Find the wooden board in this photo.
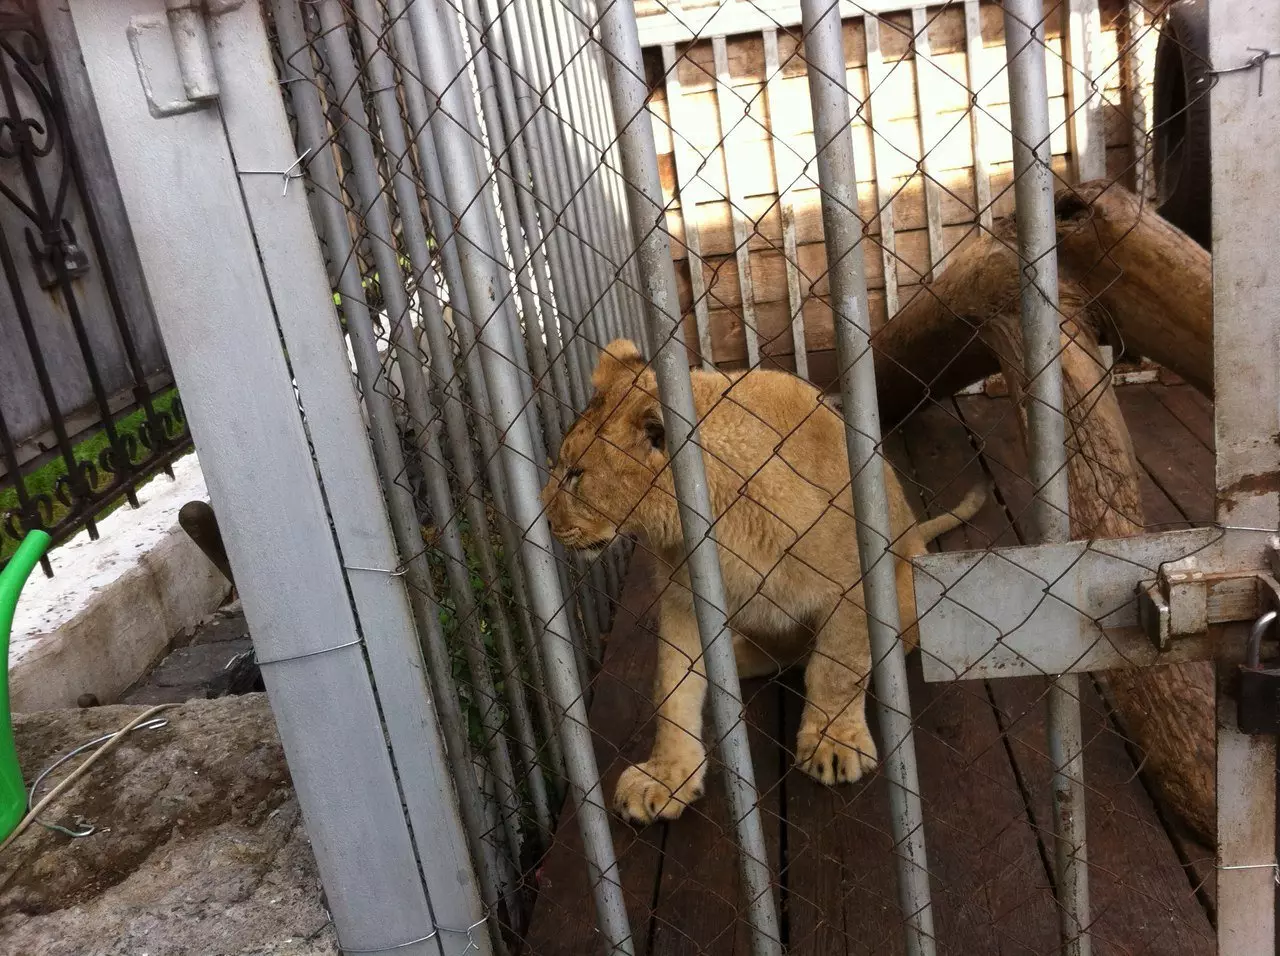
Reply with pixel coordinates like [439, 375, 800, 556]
[1115, 386, 1215, 524]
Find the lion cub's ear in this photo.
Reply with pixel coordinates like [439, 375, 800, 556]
[592, 339, 646, 390]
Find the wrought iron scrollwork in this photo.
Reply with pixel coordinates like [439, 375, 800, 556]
[0, 0, 191, 570]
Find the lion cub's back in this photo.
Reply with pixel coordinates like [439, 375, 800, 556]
[694, 368, 849, 496]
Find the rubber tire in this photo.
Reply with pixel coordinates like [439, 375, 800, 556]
[1152, 0, 1212, 250]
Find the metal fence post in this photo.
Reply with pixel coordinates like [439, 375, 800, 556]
[1208, 0, 1280, 951]
[402, 0, 635, 949]
[596, 3, 782, 954]
[1002, 1, 1090, 952]
[798, 2, 936, 953]
[67, 3, 489, 953]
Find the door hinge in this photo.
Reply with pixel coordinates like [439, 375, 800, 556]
[128, 0, 245, 118]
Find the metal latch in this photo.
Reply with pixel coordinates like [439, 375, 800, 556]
[1137, 538, 1280, 650]
[128, 0, 243, 118]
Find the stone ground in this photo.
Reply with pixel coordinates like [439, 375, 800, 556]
[1, 604, 336, 956]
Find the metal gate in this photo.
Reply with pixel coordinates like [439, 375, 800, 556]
[64, 0, 1276, 953]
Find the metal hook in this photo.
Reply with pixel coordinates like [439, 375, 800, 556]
[1246, 609, 1277, 668]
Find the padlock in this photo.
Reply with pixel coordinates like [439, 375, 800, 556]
[1238, 609, 1280, 735]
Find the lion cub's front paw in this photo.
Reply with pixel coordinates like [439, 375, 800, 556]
[614, 755, 706, 825]
[795, 718, 878, 785]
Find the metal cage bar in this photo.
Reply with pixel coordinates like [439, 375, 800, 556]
[597, 2, 783, 953]
[1002, 0, 1091, 951]
[799, 0, 936, 952]
[402, 0, 635, 949]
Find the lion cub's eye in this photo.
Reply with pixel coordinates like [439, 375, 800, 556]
[564, 467, 583, 492]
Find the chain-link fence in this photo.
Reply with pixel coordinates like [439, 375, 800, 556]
[263, 0, 1226, 951]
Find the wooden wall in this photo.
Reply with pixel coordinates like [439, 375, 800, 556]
[639, 0, 1155, 388]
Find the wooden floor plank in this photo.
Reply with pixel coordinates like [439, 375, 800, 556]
[988, 677, 1216, 955]
[647, 676, 784, 956]
[524, 550, 667, 956]
[1115, 387, 1215, 523]
[957, 393, 1216, 953]
[1146, 384, 1215, 452]
[900, 407, 1061, 955]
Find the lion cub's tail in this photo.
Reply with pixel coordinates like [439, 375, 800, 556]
[915, 483, 988, 545]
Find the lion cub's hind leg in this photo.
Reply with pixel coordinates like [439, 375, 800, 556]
[795, 594, 878, 784]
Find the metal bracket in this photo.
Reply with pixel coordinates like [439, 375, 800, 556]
[128, 0, 245, 119]
[1138, 538, 1280, 650]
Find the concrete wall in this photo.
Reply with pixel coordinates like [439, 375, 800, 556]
[9, 452, 231, 712]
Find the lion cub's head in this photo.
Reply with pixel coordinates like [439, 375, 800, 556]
[541, 339, 672, 554]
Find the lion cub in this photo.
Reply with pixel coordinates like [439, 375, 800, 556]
[541, 340, 982, 825]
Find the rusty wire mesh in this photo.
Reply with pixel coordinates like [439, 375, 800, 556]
[266, 0, 1221, 951]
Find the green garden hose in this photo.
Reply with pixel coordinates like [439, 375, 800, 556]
[0, 531, 50, 842]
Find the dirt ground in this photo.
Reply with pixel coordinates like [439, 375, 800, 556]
[0, 694, 336, 956]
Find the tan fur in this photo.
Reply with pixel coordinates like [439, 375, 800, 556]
[541, 339, 983, 825]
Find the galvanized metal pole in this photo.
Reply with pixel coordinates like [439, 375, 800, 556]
[458, 0, 562, 446]
[345, 0, 552, 841]
[542, 0, 624, 340]
[509, 0, 609, 659]
[596, 3, 781, 954]
[271, 5, 511, 937]
[798, 2, 935, 953]
[403, 1, 634, 950]
[1207, 1, 1280, 952]
[312, 0, 527, 869]
[381, 0, 572, 777]
[1002, 1, 1090, 952]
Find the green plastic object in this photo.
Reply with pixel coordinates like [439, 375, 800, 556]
[1, 530, 51, 842]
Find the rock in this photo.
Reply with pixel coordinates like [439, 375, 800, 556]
[0, 695, 333, 956]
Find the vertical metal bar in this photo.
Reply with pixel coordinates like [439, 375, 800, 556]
[314, 0, 527, 868]
[863, 14, 900, 317]
[662, 43, 715, 369]
[597, 4, 782, 954]
[1064, 0, 1106, 182]
[963, 0, 994, 230]
[383, 0, 568, 786]
[531, 0, 611, 391]
[762, 28, 809, 380]
[712, 36, 761, 367]
[461, 0, 562, 456]
[1124, 1, 1150, 198]
[272, 3, 511, 929]
[494, 0, 588, 425]
[572, 0, 645, 599]
[356, 0, 553, 839]
[799, 1, 935, 953]
[910, 6, 947, 276]
[218, 9, 493, 951]
[575, 0, 645, 344]
[550, 0, 626, 343]
[1208, 0, 1280, 952]
[1002, 1, 1090, 952]
[403, 2, 634, 949]
[520, 0, 609, 658]
[508, 0, 594, 413]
